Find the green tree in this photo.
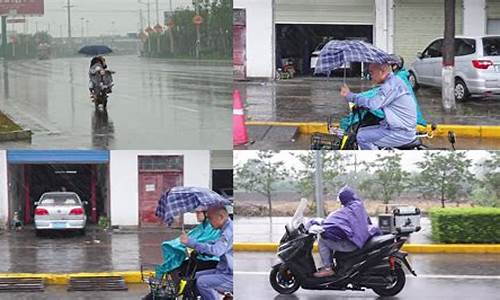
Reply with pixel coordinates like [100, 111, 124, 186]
[415, 151, 475, 208]
[363, 152, 409, 207]
[473, 151, 500, 207]
[234, 151, 287, 218]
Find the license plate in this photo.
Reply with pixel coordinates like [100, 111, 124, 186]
[495, 65, 500, 72]
[52, 222, 67, 229]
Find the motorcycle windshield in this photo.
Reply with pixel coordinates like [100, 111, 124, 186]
[288, 198, 308, 231]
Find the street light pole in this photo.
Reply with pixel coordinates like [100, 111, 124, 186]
[1, 16, 7, 58]
[80, 18, 84, 38]
[155, 0, 160, 25]
[314, 151, 324, 218]
[64, 0, 74, 49]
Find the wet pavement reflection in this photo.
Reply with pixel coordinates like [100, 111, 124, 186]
[235, 77, 500, 125]
[0, 227, 181, 273]
[0, 56, 232, 149]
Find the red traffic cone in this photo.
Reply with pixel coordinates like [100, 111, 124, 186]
[233, 89, 249, 146]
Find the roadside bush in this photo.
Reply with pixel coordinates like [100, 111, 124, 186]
[430, 207, 500, 243]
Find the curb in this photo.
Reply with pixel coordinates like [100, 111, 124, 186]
[246, 121, 500, 138]
[0, 129, 32, 142]
[0, 271, 149, 285]
[233, 242, 500, 254]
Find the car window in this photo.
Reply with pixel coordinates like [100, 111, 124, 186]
[455, 39, 476, 56]
[41, 194, 80, 205]
[423, 39, 443, 58]
[483, 37, 500, 56]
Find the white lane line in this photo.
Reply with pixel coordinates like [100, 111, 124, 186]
[234, 271, 500, 280]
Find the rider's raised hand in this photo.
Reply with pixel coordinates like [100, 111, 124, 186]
[340, 84, 350, 97]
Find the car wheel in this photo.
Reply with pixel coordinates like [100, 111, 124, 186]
[35, 229, 42, 237]
[454, 78, 470, 102]
[408, 71, 419, 90]
[79, 228, 86, 236]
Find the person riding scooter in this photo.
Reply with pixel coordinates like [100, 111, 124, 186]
[340, 61, 418, 150]
[89, 56, 114, 100]
[180, 206, 233, 300]
[306, 186, 381, 277]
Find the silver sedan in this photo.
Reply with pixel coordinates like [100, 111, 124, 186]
[34, 192, 87, 236]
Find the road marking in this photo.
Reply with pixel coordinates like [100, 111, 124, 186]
[234, 271, 500, 280]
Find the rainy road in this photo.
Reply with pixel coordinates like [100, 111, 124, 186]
[0, 227, 179, 273]
[235, 252, 500, 300]
[235, 77, 500, 125]
[0, 56, 232, 149]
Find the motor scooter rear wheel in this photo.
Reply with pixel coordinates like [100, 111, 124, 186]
[372, 263, 406, 297]
[269, 264, 299, 294]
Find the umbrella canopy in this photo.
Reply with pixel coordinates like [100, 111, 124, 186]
[78, 45, 113, 56]
[314, 40, 396, 75]
[155, 186, 230, 226]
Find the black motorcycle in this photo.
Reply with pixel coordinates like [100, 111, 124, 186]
[311, 106, 456, 150]
[269, 199, 417, 297]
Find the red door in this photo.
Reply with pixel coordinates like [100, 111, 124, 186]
[233, 9, 246, 80]
[139, 171, 183, 226]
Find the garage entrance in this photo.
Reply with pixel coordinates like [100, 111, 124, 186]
[275, 24, 373, 76]
[7, 150, 110, 225]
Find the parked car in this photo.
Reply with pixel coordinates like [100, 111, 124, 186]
[409, 35, 500, 101]
[34, 192, 87, 236]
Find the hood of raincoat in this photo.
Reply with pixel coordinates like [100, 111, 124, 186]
[321, 186, 380, 248]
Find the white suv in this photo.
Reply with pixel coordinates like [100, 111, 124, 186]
[409, 36, 500, 101]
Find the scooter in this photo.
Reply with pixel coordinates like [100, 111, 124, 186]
[91, 69, 115, 110]
[311, 106, 456, 150]
[269, 199, 418, 297]
[141, 250, 233, 300]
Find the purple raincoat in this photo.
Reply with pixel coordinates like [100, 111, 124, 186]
[320, 187, 381, 249]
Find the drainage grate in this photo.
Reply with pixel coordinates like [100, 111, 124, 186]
[67, 276, 128, 292]
[0, 277, 45, 293]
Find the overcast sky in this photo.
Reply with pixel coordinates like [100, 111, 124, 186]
[6, 0, 194, 37]
[233, 150, 492, 173]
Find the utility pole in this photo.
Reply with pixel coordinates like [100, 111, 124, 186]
[80, 18, 84, 37]
[1, 16, 6, 58]
[195, 0, 200, 59]
[86, 20, 89, 38]
[139, 8, 144, 31]
[64, 0, 74, 48]
[314, 151, 324, 218]
[442, 0, 456, 111]
[155, 0, 160, 25]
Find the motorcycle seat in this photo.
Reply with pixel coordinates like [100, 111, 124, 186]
[334, 234, 394, 260]
[394, 138, 422, 150]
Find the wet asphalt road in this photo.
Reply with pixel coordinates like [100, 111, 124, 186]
[235, 252, 500, 300]
[235, 77, 500, 125]
[0, 284, 149, 300]
[0, 56, 232, 149]
[0, 227, 181, 273]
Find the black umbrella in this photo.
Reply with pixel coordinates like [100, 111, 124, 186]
[78, 45, 113, 56]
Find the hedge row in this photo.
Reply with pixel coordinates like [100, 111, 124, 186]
[429, 207, 500, 243]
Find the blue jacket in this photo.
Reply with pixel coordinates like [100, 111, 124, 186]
[341, 69, 426, 131]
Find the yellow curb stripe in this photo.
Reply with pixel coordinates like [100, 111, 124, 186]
[246, 121, 500, 138]
[234, 243, 500, 254]
[0, 271, 150, 285]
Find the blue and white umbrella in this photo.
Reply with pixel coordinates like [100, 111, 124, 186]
[314, 40, 396, 79]
[155, 186, 230, 226]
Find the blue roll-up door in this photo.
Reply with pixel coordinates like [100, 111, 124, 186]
[7, 150, 110, 164]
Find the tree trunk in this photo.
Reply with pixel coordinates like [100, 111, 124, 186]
[442, 0, 456, 111]
[267, 193, 272, 220]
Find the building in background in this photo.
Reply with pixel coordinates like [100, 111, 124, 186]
[234, 0, 495, 79]
[0, 150, 232, 228]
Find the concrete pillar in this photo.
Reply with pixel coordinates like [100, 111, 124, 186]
[234, 0, 275, 79]
[375, 0, 394, 53]
[0, 151, 8, 228]
[463, 0, 486, 36]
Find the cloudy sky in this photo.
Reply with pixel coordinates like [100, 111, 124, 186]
[6, 0, 195, 37]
